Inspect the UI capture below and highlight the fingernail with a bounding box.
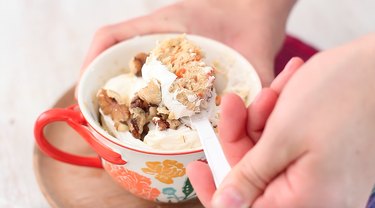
[283,57,296,71]
[212,186,247,208]
[284,57,303,72]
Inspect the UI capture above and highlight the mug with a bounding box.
[34,34,261,203]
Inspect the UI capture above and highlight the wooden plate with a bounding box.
[33,87,204,208]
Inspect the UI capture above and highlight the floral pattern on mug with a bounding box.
[142,159,185,184]
[104,162,161,201]
[181,177,195,200]
[161,178,196,203]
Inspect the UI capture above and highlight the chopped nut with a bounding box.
[168,112,176,120]
[128,108,148,139]
[97,89,115,115]
[112,106,131,124]
[155,106,170,120]
[158,120,169,131]
[157,106,169,115]
[105,89,123,104]
[152,117,169,131]
[129,52,148,76]
[97,89,130,123]
[130,96,149,112]
[137,81,162,105]
[149,106,157,117]
[168,119,181,129]
[160,113,168,120]
[129,119,141,139]
[141,124,149,139]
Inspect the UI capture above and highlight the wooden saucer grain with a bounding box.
[33,87,204,208]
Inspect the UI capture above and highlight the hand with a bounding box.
[81,0,297,86]
[192,34,375,208]
[187,57,304,207]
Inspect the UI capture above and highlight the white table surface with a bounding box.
[1,0,374,207]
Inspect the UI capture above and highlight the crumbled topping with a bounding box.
[151,36,203,73]
[152,35,215,112]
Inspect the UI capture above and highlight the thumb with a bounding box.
[211,124,306,208]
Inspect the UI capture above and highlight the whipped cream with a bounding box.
[144,124,201,150]
[100,108,202,151]
[103,73,147,104]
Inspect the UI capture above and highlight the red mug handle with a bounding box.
[34,104,126,168]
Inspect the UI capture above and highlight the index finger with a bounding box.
[218,93,254,166]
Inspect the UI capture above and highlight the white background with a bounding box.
[0,0,374,207]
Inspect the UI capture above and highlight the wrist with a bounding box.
[234,0,297,86]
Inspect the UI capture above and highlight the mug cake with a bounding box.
[97,35,252,151]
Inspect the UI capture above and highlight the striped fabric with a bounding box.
[367,187,375,208]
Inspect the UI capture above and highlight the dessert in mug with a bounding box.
[97,35,249,151]
[34,34,260,203]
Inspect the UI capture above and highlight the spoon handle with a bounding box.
[191,116,231,188]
